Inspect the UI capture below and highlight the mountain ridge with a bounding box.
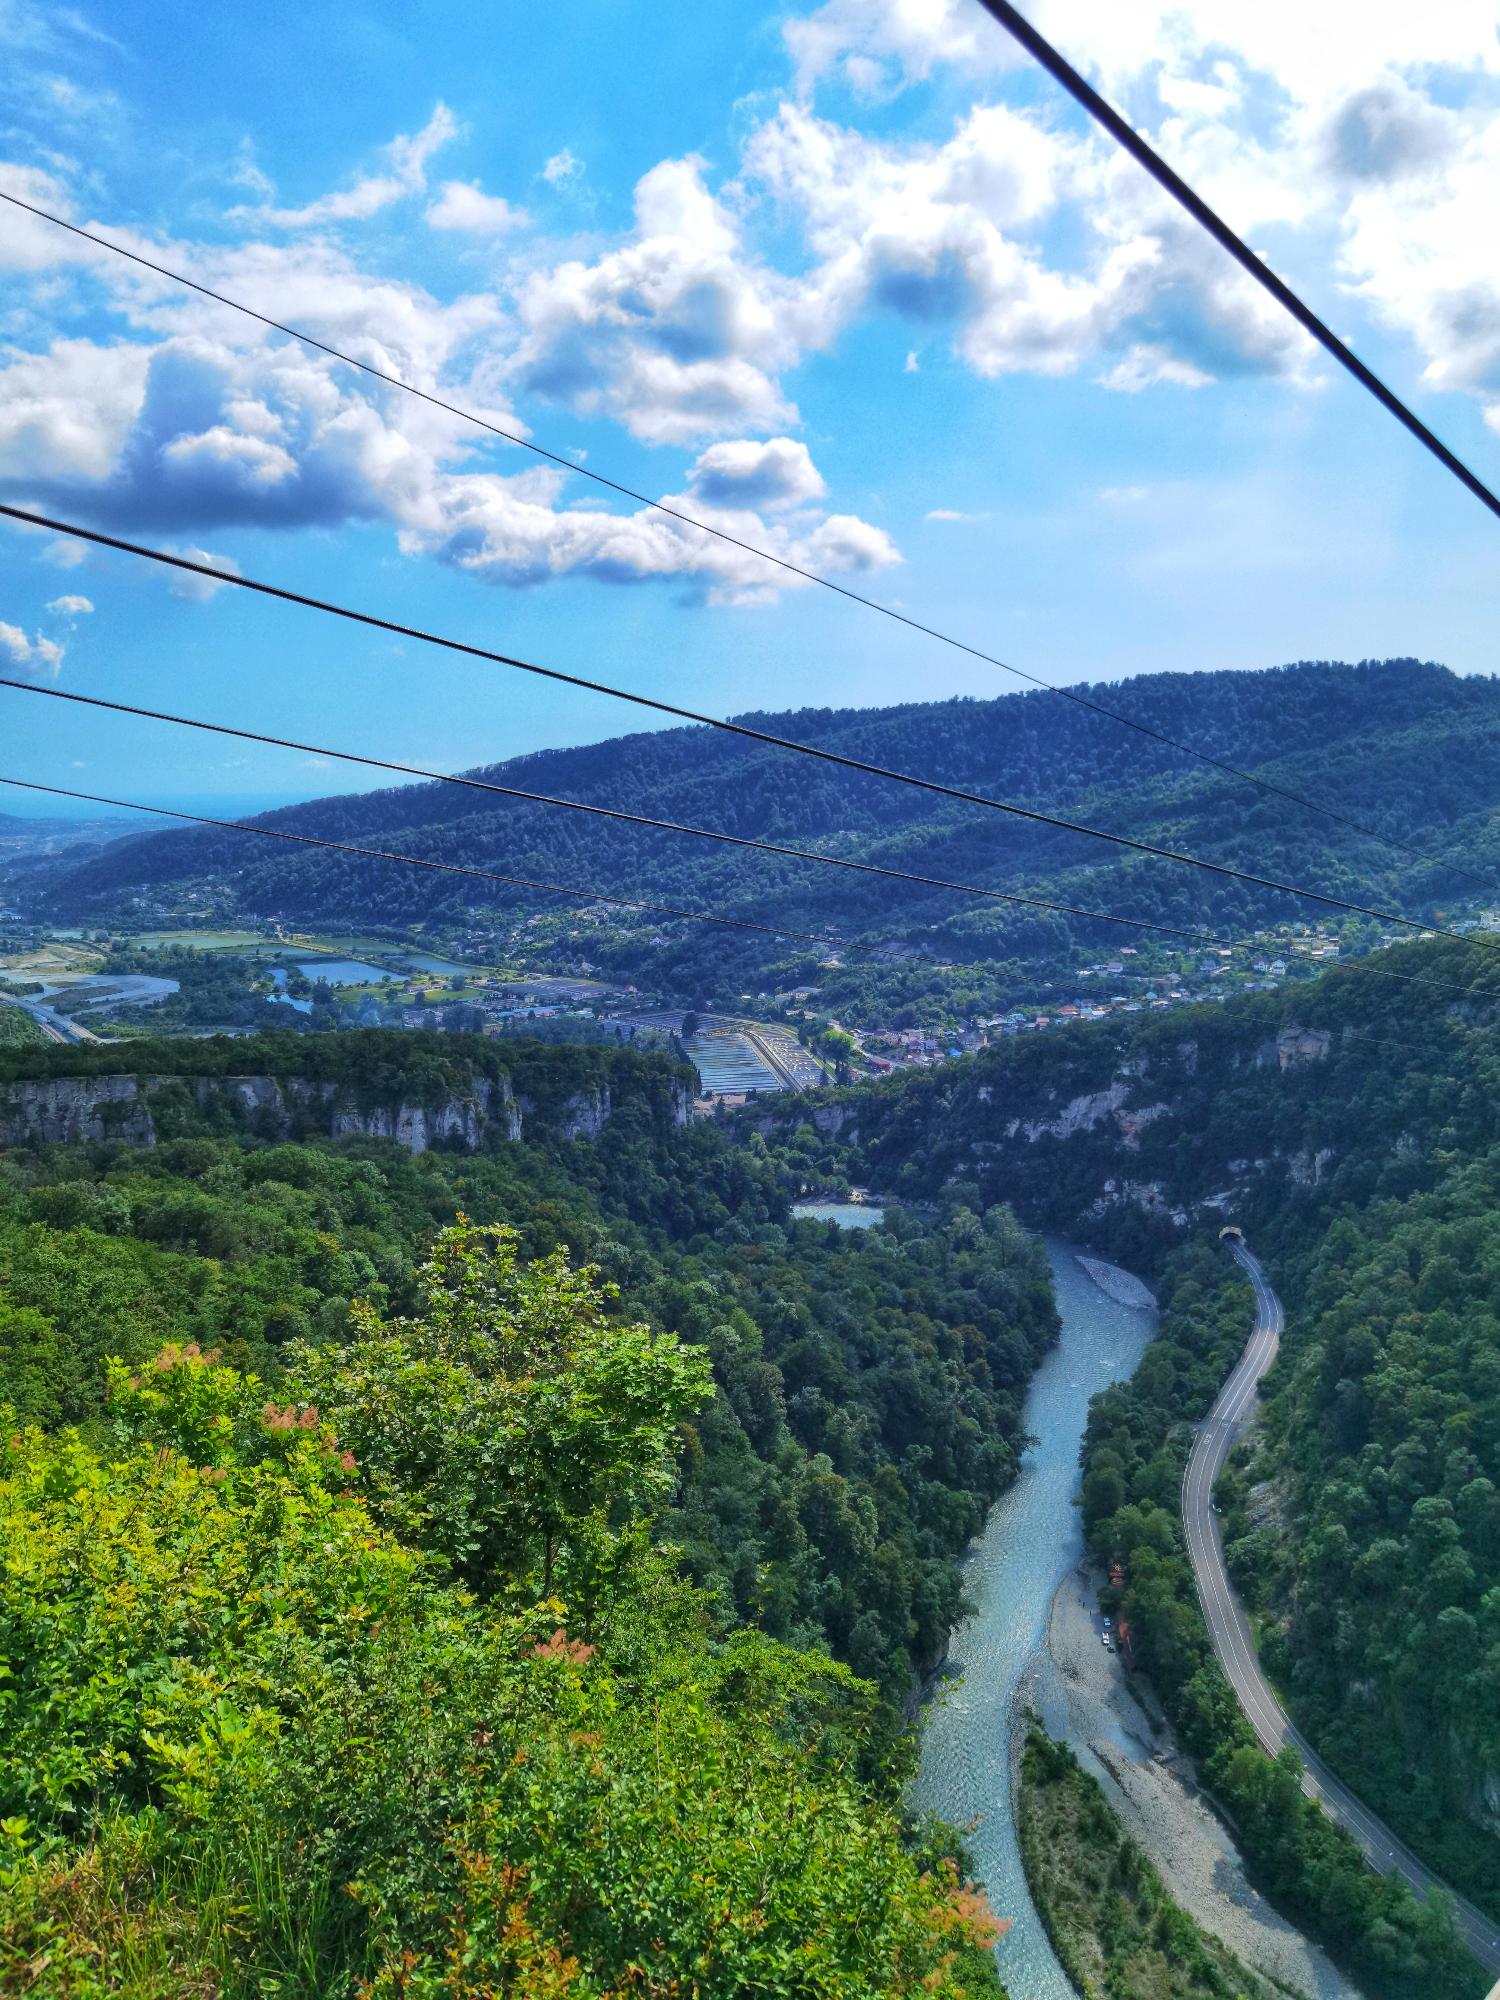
[22,659,1500,982]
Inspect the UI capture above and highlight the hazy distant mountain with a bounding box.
[0,812,138,860]
[26,660,1500,979]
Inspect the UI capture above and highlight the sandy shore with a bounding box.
[1020,1565,1366,2000]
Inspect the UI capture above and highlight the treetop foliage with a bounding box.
[0,1219,1006,1997]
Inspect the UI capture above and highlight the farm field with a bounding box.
[0,940,107,978]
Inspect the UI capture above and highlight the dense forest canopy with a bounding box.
[0,1030,1056,1727]
[756,935,1500,1969]
[0,1028,1074,1990]
[0,1218,1006,1995]
[20,662,1500,1002]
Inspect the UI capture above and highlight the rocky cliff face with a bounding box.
[327,1078,522,1150]
[0,1074,159,1148]
[1255,1026,1333,1071]
[525,1088,609,1143]
[0,1070,529,1153]
[1004,1079,1132,1142]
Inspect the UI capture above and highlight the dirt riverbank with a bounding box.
[1020,1564,1365,2000]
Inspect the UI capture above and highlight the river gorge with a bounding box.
[914,1239,1362,2000]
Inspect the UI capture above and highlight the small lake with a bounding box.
[911,1241,1155,1999]
[791,1201,885,1229]
[288,959,390,987]
[396,953,471,976]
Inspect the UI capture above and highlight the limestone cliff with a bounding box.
[0,1068,568,1153]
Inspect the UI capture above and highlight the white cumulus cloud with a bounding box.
[45,593,92,614]
[425,180,528,234]
[776,0,1500,425]
[398,441,897,607]
[687,437,827,510]
[0,619,64,676]
[239,103,456,229]
[511,156,801,443]
[785,0,1013,99]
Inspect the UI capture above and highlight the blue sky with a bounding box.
[2,0,1499,813]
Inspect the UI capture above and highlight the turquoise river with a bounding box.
[911,1238,1156,1998]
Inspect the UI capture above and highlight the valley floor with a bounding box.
[1026,1566,1365,2000]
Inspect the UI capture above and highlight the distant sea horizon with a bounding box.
[2,788,342,825]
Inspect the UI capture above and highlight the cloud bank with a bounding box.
[4,0,1500,620]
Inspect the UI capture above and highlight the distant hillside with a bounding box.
[26,660,1500,987]
[0,810,135,859]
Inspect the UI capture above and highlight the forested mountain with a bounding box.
[0,1030,1053,1991]
[7,940,1500,1989]
[25,661,1500,991]
[760,933,1500,1981]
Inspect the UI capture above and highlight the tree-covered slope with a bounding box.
[0,1029,1070,1989]
[0,1223,1006,1997]
[27,661,1500,979]
[758,936,1500,1946]
[0,1032,1057,1721]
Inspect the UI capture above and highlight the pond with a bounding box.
[396,953,472,976]
[790,1201,885,1229]
[910,1240,1155,1999]
[289,959,391,987]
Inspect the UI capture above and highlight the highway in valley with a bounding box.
[2,994,96,1043]
[1183,1239,1500,1979]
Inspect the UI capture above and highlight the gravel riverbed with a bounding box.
[1023,1565,1365,2000]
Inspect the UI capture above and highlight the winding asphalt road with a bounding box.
[1182,1239,1500,1980]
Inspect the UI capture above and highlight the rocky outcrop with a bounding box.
[998,1082,1170,1149]
[546,1089,610,1142]
[1005,1080,1131,1142]
[1085,1175,1187,1227]
[327,1078,519,1151]
[1255,1026,1332,1071]
[1287,1146,1336,1186]
[1116,1101,1170,1149]
[0,1074,158,1147]
[214,1075,318,1126]
[0,1067,599,1155]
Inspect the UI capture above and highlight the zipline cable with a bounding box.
[1,676,1492,1003]
[0,183,1485,889]
[974,0,1500,531]
[0,775,876,956]
[1,499,1490,955]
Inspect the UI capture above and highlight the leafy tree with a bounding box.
[1,1243,1005,1996]
[288,1221,712,1597]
